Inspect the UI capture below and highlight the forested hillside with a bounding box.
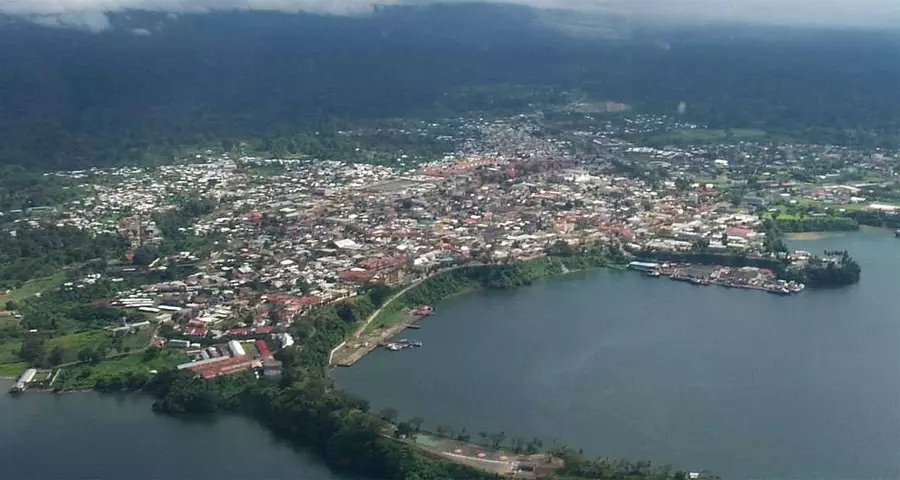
[0,7,898,170]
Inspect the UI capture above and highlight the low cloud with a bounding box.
[28,10,111,31]
[3,0,898,32]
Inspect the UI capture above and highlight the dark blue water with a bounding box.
[336,229,900,480]
[0,389,352,480]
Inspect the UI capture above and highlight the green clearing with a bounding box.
[0,340,22,364]
[240,341,258,357]
[0,361,28,377]
[1,272,68,306]
[55,349,189,391]
[649,128,769,144]
[118,328,153,351]
[366,303,413,333]
[0,339,25,376]
[47,330,108,353]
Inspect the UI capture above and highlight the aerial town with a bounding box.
[2,111,897,388]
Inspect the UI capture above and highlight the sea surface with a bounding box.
[0,388,353,480]
[336,229,900,480]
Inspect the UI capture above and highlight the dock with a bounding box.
[639,263,804,295]
[8,368,37,395]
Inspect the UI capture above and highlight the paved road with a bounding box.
[328,263,483,365]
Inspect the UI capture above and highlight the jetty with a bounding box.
[8,368,37,395]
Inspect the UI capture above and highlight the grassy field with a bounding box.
[0,272,68,307]
[0,339,25,376]
[118,328,153,351]
[0,361,28,377]
[0,340,22,364]
[47,331,108,354]
[56,349,189,391]
[367,303,408,332]
[0,325,155,376]
[649,128,769,144]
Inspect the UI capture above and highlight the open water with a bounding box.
[3,229,897,480]
[336,229,900,480]
[0,388,352,479]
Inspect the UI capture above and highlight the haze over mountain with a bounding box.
[3,0,899,31]
[0,3,897,169]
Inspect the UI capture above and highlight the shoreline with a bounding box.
[330,257,621,368]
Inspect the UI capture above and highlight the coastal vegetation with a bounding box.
[138,244,693,480]
[371,243,625,329]
[638,241,861,289]
[846,210,900,229]
[782,251,861,288]
[773,216,860,233]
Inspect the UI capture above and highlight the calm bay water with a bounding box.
[336,229,900,480]
[2,229,897,480]
[0,388,353,480]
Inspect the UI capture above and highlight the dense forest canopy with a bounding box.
[0,6,898,170]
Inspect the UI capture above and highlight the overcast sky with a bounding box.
[2,0,899,31]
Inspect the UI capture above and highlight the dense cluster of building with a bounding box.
[4,112,898,377]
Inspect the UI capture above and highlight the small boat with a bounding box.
[645,271,661,278]
[406,324,422,330]
[411,341,423,347]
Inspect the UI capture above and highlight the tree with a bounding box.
[48,346,66,366]
[526,438,544,454]
[142,346,161,361]
[5,300,19,311]
[78,347,96,364]
[408,416,425,432]
[456,428,471,443]
[488,431,506,449]
[691,237,710,252]
[721,231,729,247]
[511,437,526,453]
[395,421,414,438]
[19,337,46,365]
[378,407,399,423]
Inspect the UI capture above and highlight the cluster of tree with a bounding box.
[17,278,146,332]
[152,197,219,255]
[2,10,898,172]
[16,334,113,369]
[0,166,80,212]
[0,224,128,289]
[783,251,862,288]
[845,210,900,229]
[760,218,789,254]
[146,285,682,480]
[550,444,693,480]
[144,286,501,479]
[774,216,859,233]
[244,126,456,166]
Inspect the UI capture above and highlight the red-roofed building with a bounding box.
[358,255,408,271]
[339,269,376,283]
[227,326,273,337]
[727,227,754,238]
[185,327,209,338]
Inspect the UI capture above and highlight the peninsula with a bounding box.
[0,100,888,480]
